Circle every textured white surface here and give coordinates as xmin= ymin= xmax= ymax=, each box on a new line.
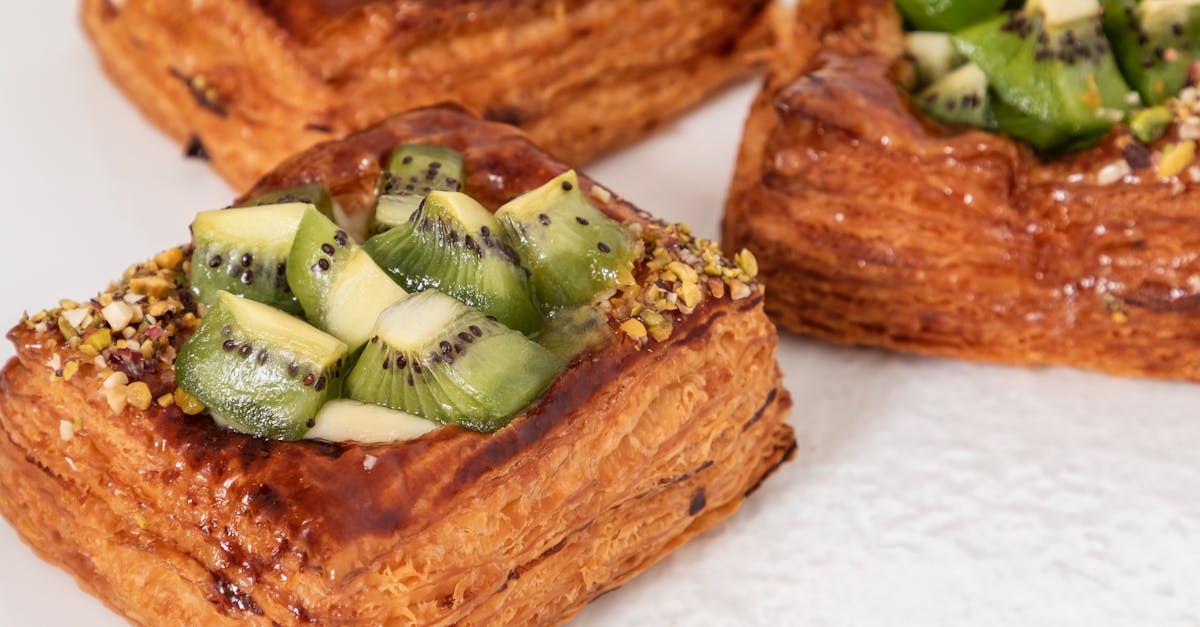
xmin=1 ymin=5 xmax=1200 ymax=627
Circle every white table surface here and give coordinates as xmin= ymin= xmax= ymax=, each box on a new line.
xmin=1 ymin=4 xmax=1198 ymax=626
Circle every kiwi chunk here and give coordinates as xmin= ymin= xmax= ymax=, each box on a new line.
xmin=917 ymin=62 xmax=996 ymax=127
xmin=244 ymin=183 xmax=337 ymax=220
xmin=189 ymin=203 xmax=308 ymax=314
xmin=176 ymin=291 xmax=349 ymax=441
xmin=894 ymin=0 xmax=1004 ymax=31
xmin=286 ymin=207 xmax=408 ymax=347
xmin=532 ymin=306 xmax=614 ymax=362
xmin=1104 ymin=0 xmax=1200 ymax=105
xmin=345 ymin=290 xmax=563 ymax=432
xmin=371 ymin=144 xmax=466 ymax=235
xmin=955 ymin=0 xmax=1134 ymax=150
xmin=495 ymin=171 xmax=635 ymax=310
xmin=363 ymin=191 xmax=542 ymax=334
xmin=905 ymin=31 xmax=967 ymax=86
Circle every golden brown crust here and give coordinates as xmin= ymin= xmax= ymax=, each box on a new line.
xmin=724 ymin=0 xmax=1200 ymax=381
xmin=80 ymin=0 xmax=774 ymax=191
xmin=0 ymin=108 xmax=794 ymax=625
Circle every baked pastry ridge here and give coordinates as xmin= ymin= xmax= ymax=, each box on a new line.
xmin=81 ymin=0 xmax=776 ymax=191
xmin=725 ymin=0 xmax=1200 ymax=381
xmin=0 ymin=108 xmax=794 ymax=625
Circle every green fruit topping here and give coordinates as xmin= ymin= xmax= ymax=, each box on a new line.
xmin=532 ymin=306 xmax=615 ymax=362
xmin=371 ymin=144 xmax=466 ymax=235
xmin=286 ymin=206 xmax=408 ymax=348
xmin=917 ymin=62 xmax=997 ymax=127
xmin=189 ymin=203 xmax=308 ymax=314
xmin=363 ymin=190 xmax=542 ymax=334
xmin=1104 ymin=0 xmax=1200 ymax=105
xmin=955 ymin=0 xmax=1134 ymax=151
xmin=345 ymin=290 xmax=563 ymax=432
xmin=905 ymin=31 xmax=968 ymax=86
xmin=895 ymin=0 xmax=1005 ymax=31
xmin=244 ymin=183 xmax=338 ymax=220
xmin=176 ymin=291 xmax=349 ymax=441
xmin=495 ymin=171 xmax=635 ymax=311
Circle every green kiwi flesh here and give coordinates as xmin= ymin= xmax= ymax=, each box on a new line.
xmin=345 ymin=290 xmax=563 ymax=432
xmin=189 ymin=203 xmax=308 ymax=314
xmin=917 ymin=62 xmax=996 ymax=127
xmin=286 ymin=206 xmax=408 ymax=347
xmin=532 ymin=306 xmax=614 ymax=362
xmin=244 ymin=183 xmax=338 ymax=220
xmin=495 ymin=170 xmax=635 ymax=310
xmin=176 ymin=291 xmax=349 ymax=441
xmin=1104 ymin=0 xmax=1200 ymax=105
xmin=363 ymin=191 xmax=542 ymax=334
xmin=955 ymin=0 xmax=1133 ymax=150
xmin=371 ymin=144 xmax=466 ymax=235
xmin=895 ymin=0 xmax=1005 ymax=31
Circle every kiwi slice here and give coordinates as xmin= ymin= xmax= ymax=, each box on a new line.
xmin=495 ymin=171 xmax=634 ymax=311
xmin=286 ymin=206 xmax=408 ymax=347
xmin=345 ymin=290 xmax=563 ymax=432
xmin=175 ymin=291 xmax=349 ymax=441
xmin=244 ymin=183 xmax=337 ymax=220
xmin=363 ymin=191 xmax=542 ymax=334
xmin=894 ymin=0 xmax=1005 ymax=31
xmin=189 ymin=203 xmax=308 ymax=314
xmin=532 ymin=306 xmax=614 ymax=362
xmin=955 ymin=0 xmax=1134 ymax=150
xmin=916 ymin=62 xmax=996 ymax=127
xmin=905 ymin=31 xmax=967 ymax=86
xmin=371 ymin=144 xmax=466 ymax=235
xmin=1104 ymin=0 xmax=1200 ymax=105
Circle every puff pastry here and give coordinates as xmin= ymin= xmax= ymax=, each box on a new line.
xmin=0 ymin=107 xmax=794 ymax=626
xmin=81 ymin=0 xmax=776 ymax=191
xmin=725 ymin=0 xmax=1200 ymax=381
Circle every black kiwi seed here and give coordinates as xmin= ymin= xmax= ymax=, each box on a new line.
xmin=458 ymin=331 xmax=474 ymax=343
xmin=575 ymin=216 xmax=589 ymax=225
xmin=317 ymin=258 xmax=330 ymax=271
xmin=257 ymin=351 xmax=269 ymax=365
xmin=242 ymin=253 xmax=254 ymax=267
xmin=412 ymin=362 xmax=422 ymax=374
xmin=209 ymin=255 xmax=223 ymax=268
xmin=321 ymin=243 xmax=335 ymax=255
xmin=402 ymin=155 xmax=413 ymax=164
xmin=334 ymin=231 xmax=348 ymax=247
xmin=239 ymin=344 xmax=252 ymax=358
xmin=470 ymin=325 xmax=483 ymax=337
xmin=303 ymin=373 xmax=316 ymax=387
xmin=314 ymin=377 xmax=327 ymax=392
xmin=306 ymin=419 xmax=316 ymax=428
xmin=538 ymin=213 xmax=551 ymax=225
xmin=440 ymin=341 xmax=453 ymax=355
xmin=288 ymin=362 xmax=300 ymax=377
xmin=562 ymin=180 xmax=573 ymax=191
xmin=370 ymin=336 xmax=379 ymax=344
xmin=222 ymin=339 xmax=237 ymax=351
xmin=396 ymin=355 xmax=407 ymax=370
xmin=382 ymin=356 xmax=390 ymax=370
xmin=597 ymin=242 xmax=611 ymax=253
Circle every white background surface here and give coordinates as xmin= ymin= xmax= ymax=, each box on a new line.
xmin=1 ymin=4 xmax=1199 ymax=626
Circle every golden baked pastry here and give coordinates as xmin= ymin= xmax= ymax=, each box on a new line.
xmin=0 ymin=107 xmax=794 ymax=625
xmin=81 ymin=0 xmax=777 ymax=191
xmin=725 ymin=0 xmax=1200 ymax=381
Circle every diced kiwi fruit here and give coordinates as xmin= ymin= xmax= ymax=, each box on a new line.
xmin=345 ymin=290 xmax=563 ymax=432
xmin=305 ymin=399 xmax=439 ymax=444
xmin=286 ymin=206 xmax=408 ymax=347
xmin=955 ymin=0 xmax=1134 ymax=151
xmin=495 ymin=171 xmax=635 ymax=310
xmin=532 ymin=306 xmax=614 ymax=362
xmin=244 ymin=183 xmax=337 ymax=220
xmin=1103 ymin=0 xmax=1200 ymax=105
xmin=176 ymin=291 xmax=349 ymax=441
xmin=189 ymin=203 xmax=309 ymax=314
xmin=905 ymin=31 xmax=967 ymax=86
xmin=371 ymin=144 xmax=466 ymax=235
xmin=917 ymin=62 xmax=996 ymax=127
xmin=363 ymin=191 xmax=542 ymax=334
xmin=895 ymin=0 xmax=1005 ymax=31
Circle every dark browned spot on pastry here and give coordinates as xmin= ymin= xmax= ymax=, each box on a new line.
xmin=688 ymin=489 xmax=707 ymax=516
xmin=246 ymin=483 xmax=283 ymax=513
xmin=694 ymin=459 xmax=714 ymax=474
xmin=99 ymin=0 xmax=119 ymax=19
xmin=744 ymin=440 xmax=797 ymax=498
xmin=715 ymin=35 xmax=739 ymax=57
xmin=210 ymin=571 xmax=264 ymax=616
xmin=185 ymin=135 xmax=210 ymax=161
xmin=742 ymin=387 xmax=778 ymax=431
xmin=168 ymin=68 xmax=229 ymax=117
xmin=439 ymin=593 xmax=455 ymax=609
xmin=290 ymin=603 xmax=311 ymax=623
xmin=304 ymin=123 xmax=333 ymax=134
xmin=483 ymin=105 xmax=527 ymax=127
xmin=1124 ymin=283 xmax=1200 ymax=313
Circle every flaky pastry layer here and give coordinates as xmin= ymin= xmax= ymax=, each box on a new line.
xmin=81 ymin=0 xmax=774 ymax=191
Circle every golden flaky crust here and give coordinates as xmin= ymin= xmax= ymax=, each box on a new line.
xmin=0 ymin=108 xmax=794 ymax=626
xmin=81 ymin=0 xmax=775 ymax=191
xmin=725 ymin=0 xmax=1200 ymax=381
